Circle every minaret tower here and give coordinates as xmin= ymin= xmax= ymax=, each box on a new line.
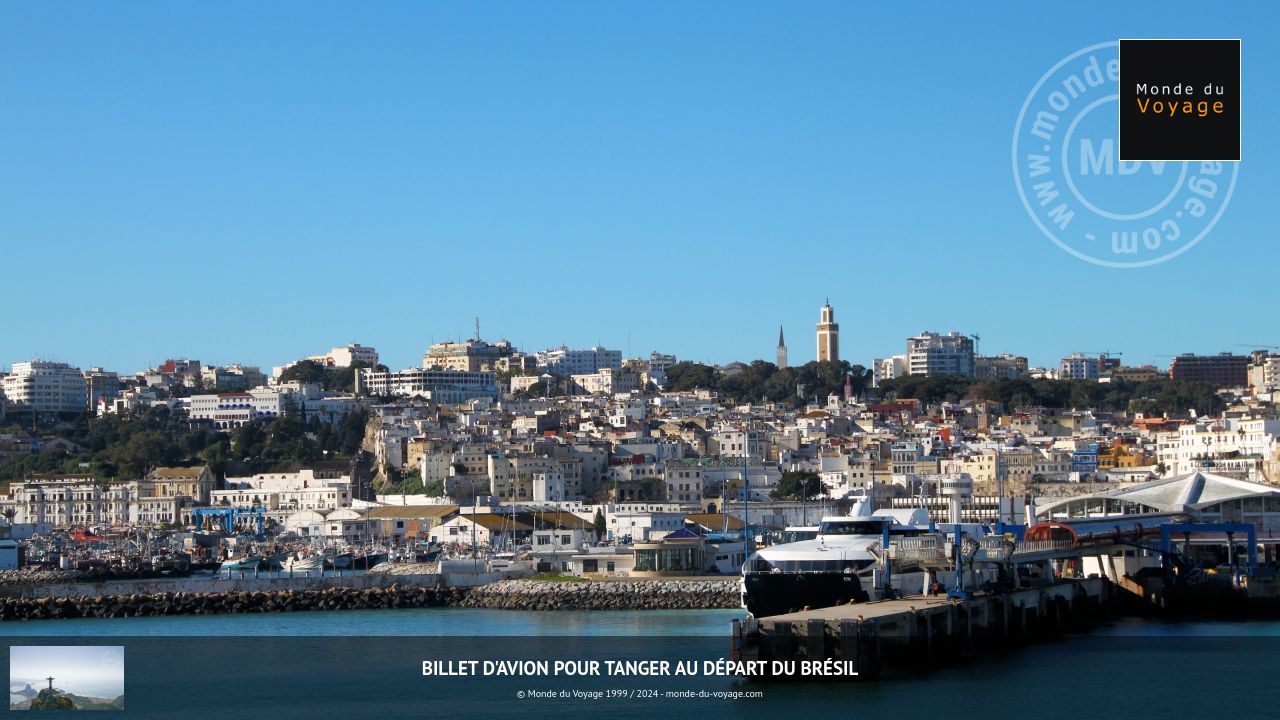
xmin=816 ymin=299 xmax=840 ymax=363
xmin=776 ymin=326 xmax=788 ymax=369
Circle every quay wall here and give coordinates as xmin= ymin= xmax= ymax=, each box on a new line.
xmin=731 ymin=578 xmax=1114 ymax=678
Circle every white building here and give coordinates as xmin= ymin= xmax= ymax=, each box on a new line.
xmin=423 ymin=339 xmax=513 ymax=372
xmin=1249 ymin=353 xmax=1280 ymax=392
xmin=83 ymin=367 xmax=120 ymax=409
xmin=1 ymin=474 xmax=194 ymax=527
xmin=3 ymin=360 xmax=88 ymax=413
xmin=186 ymin=388 xmax=290 ymax=429
xmin=906 ymin=332 xmax=974 ymax=377
xmin=1164 ymin=417 xmax=1280 ymax=480
xmin=1058 ymin=353 xmax=1101 ymax=381
xmin=354 ymin=368 xmax=498 ymax=402
xmin=873 ymin=355 xmax=909 ymax=385
xmin=534 ymin=346 xmax=622 ymax=376
xmin=571 ymin=368 xmax=638 ymax=395
xmin=324 ymin=344 xmax=379 ymax=368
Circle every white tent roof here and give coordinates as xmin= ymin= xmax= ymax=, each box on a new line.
xmin=1037 ymin=471 xmax=1280 ymax=516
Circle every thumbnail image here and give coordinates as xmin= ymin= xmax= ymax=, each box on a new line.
xmin=9 ymin=646 xmax=124 ymax=711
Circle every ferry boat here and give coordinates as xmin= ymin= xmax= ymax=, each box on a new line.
xmin=740 ymin=502 xmax=934 ymax=618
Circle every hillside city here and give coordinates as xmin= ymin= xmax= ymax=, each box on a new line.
xmin=3 ymin=301 xmax=1279 ymax=575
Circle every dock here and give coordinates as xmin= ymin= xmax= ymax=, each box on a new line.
xmin=730 ymin=577 xmax=1112 ymax=678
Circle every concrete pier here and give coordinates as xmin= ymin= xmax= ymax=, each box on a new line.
xmin=731 ymin=578 xmax=1112 ymax=678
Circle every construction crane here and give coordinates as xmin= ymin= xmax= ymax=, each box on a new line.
xmin=1073 ymin=350 xmax=1123 ymax=360
xmin=970 ymin=333 xmax=981 ymax=356
xmin=1237 ymin=344 xmax=1280 ymax=351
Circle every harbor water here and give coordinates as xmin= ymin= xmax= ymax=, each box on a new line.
xmin=3 ymin=609 xmax=1278 ymax=719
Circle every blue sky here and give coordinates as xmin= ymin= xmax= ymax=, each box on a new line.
xmin=10 ymin=645 xmax=124 ymax=698
xmin=1 ymin=2 xmax=1275 ymax=373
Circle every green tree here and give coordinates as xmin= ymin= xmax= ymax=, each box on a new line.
xmin=771 ymin=471 xmax=825 ymax=500
xmin=593 ymin=508 xmax=607 ymax=536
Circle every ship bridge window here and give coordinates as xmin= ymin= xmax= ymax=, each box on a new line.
xmin=818 ymin=520 xmax=885 ymax=535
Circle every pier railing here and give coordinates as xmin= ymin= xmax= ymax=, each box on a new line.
xmin=1011 ymin=539 xmax=1075 ymax=557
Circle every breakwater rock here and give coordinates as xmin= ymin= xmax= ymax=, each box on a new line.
xmin=0 ymin=577 xmax=741 ymax=620
xmin=458 ymin=579 xmax=740 ymax=611
xmin=0 ymin=569 xmax=85 ymax=585
xmin=0 ymin=584 xmax=468 ymax=620
xmin=367 ymin=562 xmax=438 ymax=576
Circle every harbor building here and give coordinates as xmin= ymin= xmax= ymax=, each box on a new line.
xmin=1034 ymin=470 xmax=1280 ymax=534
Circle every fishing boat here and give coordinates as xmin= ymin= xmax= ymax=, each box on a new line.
xmin=349 ymin=550 xmax=387 ymax=570
xmin=325 ymin=552 xmax=352 ymax=570
xmin=279 ymin=553 xmax=325 ymax=573
xmin=219 ymin=555 xmax=262 ymax=574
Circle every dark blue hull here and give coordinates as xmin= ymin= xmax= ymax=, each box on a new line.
xmin=741 ymin=572 xmax=869 ymax=618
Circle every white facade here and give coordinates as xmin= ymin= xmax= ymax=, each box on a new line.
xmin=1 ymin=475 xmax=191 ymax=527
xmin=1058 ymin=353 xmax=1101 ymax=381
xmin=3 ymin=360 xmax=88 ymax=413
xmin=534 ymin=346 xmax=622 ymax=376
xmin=327 ymin=344 xmax=379 ymax=368
xmin=873 ymin=355 xmax=909 ymax=385
xmin=906 ymin=332 xmax=974 ymax=377
xmin=186 ymin=388 xmax=289 ymax=429
xmin=1165 ymin=418 xmax=1280 ymax=479
xmin=571 ymin=368 xmax=637 ymax=395
xmin=355 ymin=368 xmax=498 ymax=402
xmin=532 ymin=471 xmax=566 ymax=503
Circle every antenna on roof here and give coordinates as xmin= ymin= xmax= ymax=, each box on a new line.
xmin=475 ymin=317 xmax=481 ymax=342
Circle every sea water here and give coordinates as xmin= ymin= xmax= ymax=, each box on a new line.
xmin=1 ymin=609 xmax=1277 ymax=719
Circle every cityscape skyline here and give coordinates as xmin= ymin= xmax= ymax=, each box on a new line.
xmin=4 ymin=3 xmax=1277 ymax=373
xmin=4 ymin=301 xmax=1273 ymax=379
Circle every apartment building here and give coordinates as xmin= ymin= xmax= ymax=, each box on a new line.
xmin=3 ymin=360 xmax=88 ymax=413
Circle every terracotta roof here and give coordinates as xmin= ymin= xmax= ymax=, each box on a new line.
xmin=148 ymin=466 xmax=208 ymax=479
xmin=364 ymin=504 xmax=460 ymax=520
xmin=463 ymin=514 xmax=534 ymax=531
xmin=684 ymin=513 xmax=745 ymax=530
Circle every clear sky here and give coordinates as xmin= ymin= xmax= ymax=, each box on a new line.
xmin=10 ymin=645 xmax=125 ymax=698
xmin=2 ymin=2 xmax=1275 ymax=373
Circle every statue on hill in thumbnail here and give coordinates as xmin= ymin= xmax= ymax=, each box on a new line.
xmin=28 ymin=677 xmax=77 ymax=710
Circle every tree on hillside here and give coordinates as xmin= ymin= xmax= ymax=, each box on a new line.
xmin=771 ymin=470 xmax=825 ymax=500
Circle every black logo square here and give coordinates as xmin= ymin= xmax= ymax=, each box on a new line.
xmin=1119 ymin=39 xmax=1240 ymax=161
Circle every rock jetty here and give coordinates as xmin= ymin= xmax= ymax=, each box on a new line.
xmin=0 ymin=585 xmax=466 ymax=620
xmin=0 ymin=577 xmax=740 ymax=620
xmin=459 ymin=579 xmax=740 ymax=611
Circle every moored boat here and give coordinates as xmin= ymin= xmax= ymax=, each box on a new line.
xmin=740 ymin=502 xmax=934 ymax=618
xmin=279 ymin=553 xmax=325 ymax=573
xmin=220 ymin=555 xmax=262 ymax=574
